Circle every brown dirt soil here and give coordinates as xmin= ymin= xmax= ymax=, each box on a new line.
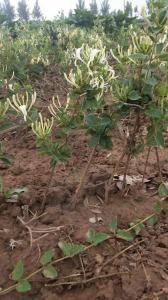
xmin=0 ymin=72 xmax=168 ymax=300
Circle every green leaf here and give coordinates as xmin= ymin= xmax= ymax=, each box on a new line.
xmin=89 ymin=134 xmax=100 ymax=147
xmin=153 ymin=201 xmax=162 ymax=213
xmin=85 ymin=114 xmax=97 ymax=128
xmin=145 ymin=107 xmax=163 ymax=119
xmin=158 ymin=53 xmax=168 ymax=61
xmin=109 ymin=217 xmax=118 ymax=233
xmin=58 ymin=242 xmax=85 ymax=257
xmin=42 ymin=265 xmax=58 ymax=279
xmin=99 ymin=135 xmax=112 ymax=149
xmin=128 ymin=90 xmax=142 ymax=101
xmin=86 ymin=229 xmax=110 ymax=245
xmin=146 ymin=77 xmax=158 ymax=87
xmin=129 ymin=53 xmax=147 ymax=61
xmin=16 ymin=280 xmax=31 ymax=293
xmin=12 ymin=261 xmax=24 ymax=281
xmin=116 ymin=230 xmax=134 ymax=241
xmin=0 ymin=122 xmax=14 ymax=131
xmin=147 ymin=126 xmax=164 ymax=147
xmin=40 ymin=250 xmax=55 ymax=266
xmin=100 ymin=114 xmax=114 ymax=128
xmin=156 ymin=84 xmax=168 ymax=97
xmin=130 ymin=222 xmax=145 ymax=235
xmin=5 ymin=187 xmax=29 ymax=200
xmin=156 ymin=43 xmax=164 ymax=54
xmin=158 ymin=183 xmax=168 ymax=197
xmin=147 ymin=215 xmax=158 ymax=226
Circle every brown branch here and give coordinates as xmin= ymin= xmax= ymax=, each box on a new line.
xmin=45 ymin=271 xmax=129 ymax=287
xmin=74 ymin=146 xmax=97 ymax=206
xmin=102 ymin=239 xmax=145 ymax=268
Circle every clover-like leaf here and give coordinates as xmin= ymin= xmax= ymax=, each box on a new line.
xmin=12 ymin=261 xmax=24 ymax=281
xmin=130 ymin=222 xmax=145 ymax=235
xmin=42 ymin=265 xmax=58 ymax=279
xmin=116 ymin=229 xmax=134 ymax=241
xmin=147 ymin=215 xmax=158 ymax=226
xmin=158 ymin=183 xmax=168 ymax=197
xmin=86 ymin=229 xmax=110 ymax=245
xmin=109 ymin=217 xmax=118 ymax=233
xmin=16 ymin=280 xmax=31 ymax=293
xmin=58 ymin=241 xmax=85 ymax=257
xmin=40 ymin=250 xmax=55 ymax=266
xmin=153 ymin=201 xmax=162 ymax=213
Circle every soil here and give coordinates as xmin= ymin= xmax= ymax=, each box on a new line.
xmin=0 ymin=71 xmax=168 ymax=300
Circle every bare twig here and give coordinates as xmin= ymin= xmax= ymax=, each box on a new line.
xmin=79 ymin=255 xmax=86 ymax=283
xmin=122 ymin=109 xmax=141 ymax=189
xmin=102 ymin=239 xmax=145 ymax=268
xmin=74 ymin=146 xmax=96 ymax=206
xmin=45 ymin=271 xmax=129 ymax=287
xmin=142 ymin=147 xmax=151 ymax=184
xmin=17 ymin=216 xmax=33 ymax=248
xmin=105 ymin=149 xmax=126 ymax=203
xmin=155 ymin=147 xmax=163 ymax=182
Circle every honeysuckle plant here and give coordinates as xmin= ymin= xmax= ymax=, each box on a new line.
xmin=31 ymin=107 xmax=70 ymax=210
xmin=108 ymin=0 xmax=168 ymax=190
xmin=64 ymin=43 xmax=116 ymax=203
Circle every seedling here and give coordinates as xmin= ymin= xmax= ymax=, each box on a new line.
xmin=0 ymin=198 xmax=164 ymax=296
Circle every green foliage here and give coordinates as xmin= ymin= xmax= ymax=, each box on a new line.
xmin=40 ymin=250 xmax=58 ymax=279
xmin=146 ymin=215 xmax=158 ymax=226
xmin=153 ymin=200 xmax=162 ymax=213
xmin=42 ymin=265 xmax=58 ymax=279
xmin=12 ymin=261 xmax=31 ymax=293
xmin=69 ymin=9 xmax=95 ymax=28
xmin=58 ymin=241 xmax=85 ymax=257
xmin=5 ymin=187 xmax=28 ymax=201
xmin=109 ymin=216 xmax=118 ymax=233
xmin=86 ymin=229 xmax=110 ymax=245
xmin=40 ymin=250 xmax=55 ymax=266
xmin=16 ymin=280 xmax=31 ymax=293
xmin=158 ymin=183 xmax=168 ymax=196
xmin=12 ymin=261 xmax=24 ymax=281
xmin=101 ymin=0 xmax=110 ymax=16
xmin=116 ymin=229 xmax=134 ymax=241
xmin=17 ymin=0 xmax=29 ymax=22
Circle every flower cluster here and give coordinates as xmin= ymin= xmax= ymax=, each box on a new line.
xmin=65 ymin=44 xmax=115 ymax=100
xmin=7 ymin=92 xmax=36 ymax=122
xmin=31 ymin=113 xmax=54 ymax=139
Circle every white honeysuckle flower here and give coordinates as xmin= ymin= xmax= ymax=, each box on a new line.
xmin=89 ymin=48 xmax=99 ymax=62
xmin=19 ymin=105 xmax=27 ymax=121
xmin=99 ymin=57 xmax=107 ymax=65
xmin=109 ymin=67 xmax=116 ymax=79
xmin=8 ymin=92 xmax=36 ymax=122
xmin=75 ymin=47 xmax=82 ymax=60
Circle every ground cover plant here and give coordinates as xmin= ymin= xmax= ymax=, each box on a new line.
xmin=0 ymin=0 xmax=168 ymax=299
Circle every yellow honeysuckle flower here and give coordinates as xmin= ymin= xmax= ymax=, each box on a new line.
xmin=8 ymin=92 xmax=36 ymax=121
xmin=48 ymin=95 xmax=70 ymax=119
xmin=31 ymin=113 xmax=54 ymax=139
xmin=0 ymin=101 xmax=9 ymax=119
